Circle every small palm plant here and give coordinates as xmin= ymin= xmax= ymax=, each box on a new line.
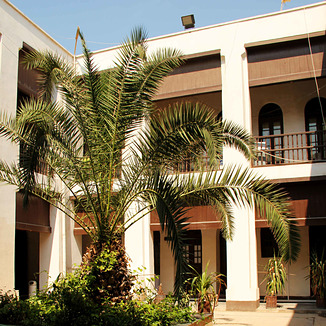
xmin=263 ymin=254 xmax=287 ymax=308
xmin=189 ymin=263 xmax=226 ymax=313
xmin=306 ymin=250 xmax=326 ymax=307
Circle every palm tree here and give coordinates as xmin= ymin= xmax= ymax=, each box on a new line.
xmin=0 ymin=29 xmax=300 ymax=300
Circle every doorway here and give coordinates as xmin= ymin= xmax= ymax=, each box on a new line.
xmin=15 ymin=230 xmax=39 ymax=298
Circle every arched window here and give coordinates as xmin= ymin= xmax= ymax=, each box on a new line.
xmin=258 ymin=104 xmax=284 ymax=164
xmin=305 ymin=97 xmax=326 ymax=161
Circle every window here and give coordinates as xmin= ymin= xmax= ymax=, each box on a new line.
xmin=183 ymin=230 xmax=202 ymax=276
xmin=305 ymin=97 xmax=326 ymax=161
xmin=258 ymin=103 xmax=284 ymax=164
xmin=261 ymin=228 xmax=279 ymax=258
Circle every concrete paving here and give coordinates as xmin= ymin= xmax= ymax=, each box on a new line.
xmin=213 ymin=302 xmax=326 ymax=326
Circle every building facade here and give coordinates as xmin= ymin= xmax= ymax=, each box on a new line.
xmin=1 ymin=0 xmax=326 ymax=310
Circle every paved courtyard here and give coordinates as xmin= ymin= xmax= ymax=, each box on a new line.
xmin=213 ymin=302 xmax=326 ymax=326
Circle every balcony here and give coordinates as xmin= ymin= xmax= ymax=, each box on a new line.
xmin=254 ymin=130 xmax=326 ymax=166
xmin=172 ymin=130 xmax=326 ymax=172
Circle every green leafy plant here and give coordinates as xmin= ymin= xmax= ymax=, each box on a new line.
xmin=188 ymin=262 xmax=226 ymax=313
xmin=306 ymin=250 xmax=326 ymax=299
xmin=81 ymin=240 xmax=135 ymax=302
xmin=0 ymin=277 xmax=195 ymax=326
xmin=132 ymin=266 xmax=159 ymax=302
xmin=263 ymin=254 xmax=287 ymax=297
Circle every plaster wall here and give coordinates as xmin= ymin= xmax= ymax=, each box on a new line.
xmin=0 ymin=7 xmax=21 ymax=292
xmin=253 ymin=162 xmax=326 ymax=181
xmin=0 ymin=0 xmax=72 ymax=291
xmin=159 ymin=232 xmax=175 ymax=294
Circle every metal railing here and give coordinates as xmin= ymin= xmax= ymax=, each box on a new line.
xmin=254 ymin=130 xmax=326 ymax=166
xmin=169 ymin=130 xmax=326 ymax=171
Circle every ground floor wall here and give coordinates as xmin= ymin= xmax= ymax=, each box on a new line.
xmin=257 ymin=226 xmax=310 ymax=297
xmin=158 ymin=229 xmax=223 ymax=294
xmin=156 ymin=224 xmax=322 ymax=300
xmin=3 ymin=198 xmax=325 ymax=305
xmin=0 ymin=195 xmax=71 ymax=297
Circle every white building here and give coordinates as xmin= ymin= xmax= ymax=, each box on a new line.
xmin=1 ymin=0 xmax=326 ymax=310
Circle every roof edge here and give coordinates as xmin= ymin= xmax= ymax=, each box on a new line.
xmin=3 ymin=0 xmax=72 ymax=56
xmin=85 ymin=1 xmax=326 ymax=57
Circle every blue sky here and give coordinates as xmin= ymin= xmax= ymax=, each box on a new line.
xmin=9 ymin=0 xmax=323 ymax=54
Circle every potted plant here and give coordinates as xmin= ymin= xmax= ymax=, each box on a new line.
xmin=306 ymin=250 xmax=326 ymax=308
xmin=188 ymin=262 xmax=226 ymax=313
xmin=263 ymin=254 xmax=287 ymax=308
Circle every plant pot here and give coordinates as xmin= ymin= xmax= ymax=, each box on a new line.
xmin=198 ymin=300 xmax=211 ymax=313
xmin=265 ymin=295 xmax=277 ymax=308
xmin=316 ymin=295 xmax=326 ymax=308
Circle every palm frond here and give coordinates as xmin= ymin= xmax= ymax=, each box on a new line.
xmin=177 ymin=166 xmax=300 ymax=262
xmin=136 ymin=102 xmax=255 ymax=171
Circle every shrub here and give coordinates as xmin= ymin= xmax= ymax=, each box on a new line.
xmin=0 ymin=291 xmax=28 ymax=325
xmin=0 ymin=271 xmax=194 ymax=326
xmin=100 ymin=297 xmax=195 ymax=326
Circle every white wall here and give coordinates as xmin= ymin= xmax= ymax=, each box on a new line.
xmin=124 ymin=202 xmax=155 ymax=285
xmin=87 ymin=3 xmax=326 ymax=71
xmin=0 ymin=0 xmax=72 ymax=292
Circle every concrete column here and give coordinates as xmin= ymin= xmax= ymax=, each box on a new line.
xmin=39 ymin=204 xmax=67 ymax=289
xmin=125 ymin=202 xmax=154 ymax=283
xmin=159 ymin=231 xmax=175 ymax=293
xmin=221 ymin=43 xmax=259 ymax=310
xmin=202 ymin=229 xmax=218 ymax=291
xmin=0 ymin=35 xmax=20 ymax=292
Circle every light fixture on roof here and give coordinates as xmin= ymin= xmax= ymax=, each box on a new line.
xmin=181 ymin=14 xmax=195 ymax=30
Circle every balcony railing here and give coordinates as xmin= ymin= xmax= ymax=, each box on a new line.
xmin=254 ymin=130 xmax=326 ymax=166
xmin=171 ymin=130 xmax=326 ymax=171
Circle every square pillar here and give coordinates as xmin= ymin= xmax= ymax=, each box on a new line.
xmin=39 ymin=205 xmax=67 ymax=289
xmin=124 ymin=202 xmax=154 ymax=283
xmin=221 ymin=43 xmax=259 ymax=310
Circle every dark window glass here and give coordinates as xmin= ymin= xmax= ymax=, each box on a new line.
xmin=184 ymin=230 xmax=202 ymax=275
xmin=305 ymin=97 xmax=326 ymax=161
xmin=258 ymin=103 xmax=284 ymax=164
xmin=261 ymin=228 xmax=279 ymax=258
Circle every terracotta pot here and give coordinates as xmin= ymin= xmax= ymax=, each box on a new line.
xmin=198 ymin=300 xmax=211 ymax=313
xmin=316 ymin=295 xmax=326 ymax=308
xmin=265 ymin=295 xmax=277 ymax=308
